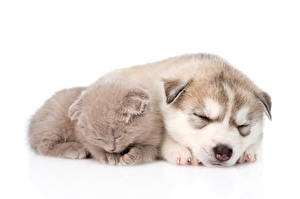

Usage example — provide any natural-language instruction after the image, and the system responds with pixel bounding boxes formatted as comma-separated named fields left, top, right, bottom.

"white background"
left=0, top=0, right=299, bottom=199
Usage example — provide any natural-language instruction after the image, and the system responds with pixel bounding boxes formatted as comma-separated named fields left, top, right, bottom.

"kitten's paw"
left=165, top=145, right=193, bottom=166
left=119, top=147, right=142, bottom=166
left=63, top=143, right=88, bottom=159
left=237, top=145, right=259, bottom=164
left=105, top=153, right=121, bottom=165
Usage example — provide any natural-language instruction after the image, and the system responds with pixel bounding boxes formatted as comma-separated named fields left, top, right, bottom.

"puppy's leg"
left=238, top=141, right=261, bottom=164
left=160, top=134, right=193, bottom=165
left=36, top=139, right=88, bottom=159
left=119, top=145, right=157, bottom=166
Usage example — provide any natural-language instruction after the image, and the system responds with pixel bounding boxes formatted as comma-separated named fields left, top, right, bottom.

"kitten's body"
left=28, top=80, right=163, bottom=165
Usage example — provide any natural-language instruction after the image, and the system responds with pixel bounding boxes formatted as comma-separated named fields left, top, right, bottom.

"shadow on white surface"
left=29, top=153, right=263, bottom=199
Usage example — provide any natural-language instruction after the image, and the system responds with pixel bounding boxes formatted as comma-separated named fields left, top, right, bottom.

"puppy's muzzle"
left=213, top=145, right=233, bottom=162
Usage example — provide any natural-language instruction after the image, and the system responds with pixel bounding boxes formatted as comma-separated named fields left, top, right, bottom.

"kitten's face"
left=69, top=82, right=149, bottom=153
left=78, top=115, right=139, bottom=153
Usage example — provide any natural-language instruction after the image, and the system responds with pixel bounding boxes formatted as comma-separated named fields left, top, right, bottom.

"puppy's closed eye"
left=190, top=113, right=210, bottom=129
left=238, top=124, right=249, bottom=128
left=193, top=113, right=210, bottom=121
left=238, top=124, right=250, bottom=137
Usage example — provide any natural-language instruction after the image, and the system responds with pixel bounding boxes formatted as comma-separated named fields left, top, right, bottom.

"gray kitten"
left=28, top=80, right=163, bottom=165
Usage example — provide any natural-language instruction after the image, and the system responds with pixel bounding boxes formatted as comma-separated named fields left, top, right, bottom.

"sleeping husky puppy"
left=96, top=54, right=271, bottom=167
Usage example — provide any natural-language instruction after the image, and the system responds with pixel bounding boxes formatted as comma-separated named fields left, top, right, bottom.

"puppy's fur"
left=28, top=80, right=163, bottom=165
left=97, top=54, right=271, bottom=167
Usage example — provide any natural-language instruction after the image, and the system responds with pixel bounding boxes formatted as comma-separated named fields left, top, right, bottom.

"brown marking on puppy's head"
left=162, top=73, right=229, bottom=121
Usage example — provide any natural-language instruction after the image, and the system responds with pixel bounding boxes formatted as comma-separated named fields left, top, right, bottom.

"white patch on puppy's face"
left=235, top=106, right=250, bottom=126
left=203, top=98, right=222, bottom=120
left=222, top=85, right=234, bottom=124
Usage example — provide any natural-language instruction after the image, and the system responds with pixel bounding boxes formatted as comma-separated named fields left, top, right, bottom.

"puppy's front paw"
left=238, top=145, right=259, bottom=164
left=165, top=145, right=193, bottom=166
left=119, top=147, right=142, bottom=166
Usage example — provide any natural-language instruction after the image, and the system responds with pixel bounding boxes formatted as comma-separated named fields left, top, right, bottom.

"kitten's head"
left=68, top=81, right=150, bottom=153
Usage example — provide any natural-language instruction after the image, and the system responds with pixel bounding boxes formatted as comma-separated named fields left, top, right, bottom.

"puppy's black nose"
left=213, top=145, right=233, bottom=162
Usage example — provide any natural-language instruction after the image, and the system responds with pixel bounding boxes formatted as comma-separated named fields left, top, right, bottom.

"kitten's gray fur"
left=28, top=80, right=163, bottom=165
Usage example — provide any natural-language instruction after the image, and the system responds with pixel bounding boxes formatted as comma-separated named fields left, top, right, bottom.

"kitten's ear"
left=68, top=91, right=86, bottom=121
left=162, top=78, right=192, bottom=104
left=255, top=91, right=272, bottom=120
left=119, top=88, right=150, bottom=123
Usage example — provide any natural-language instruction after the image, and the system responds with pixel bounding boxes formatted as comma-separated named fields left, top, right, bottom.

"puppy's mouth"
left=210, top=161, right=228, bottom=167
left=196, top=147, right=238, bottom=167
left=199, top=161, right=230, bottom=167
left=196, top=148, right=223, bottom=167
left=198, top=158, right=231, bottom=167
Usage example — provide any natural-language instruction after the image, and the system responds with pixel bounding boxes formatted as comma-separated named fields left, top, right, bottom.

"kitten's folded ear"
left=118, top=88, right=150, bottom=123
left=68, top=91, right=86, bottom=121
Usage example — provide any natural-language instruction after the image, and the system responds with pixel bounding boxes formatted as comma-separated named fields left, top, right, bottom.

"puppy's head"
left=161, top=64, right=271, bottom=167
left=68, top=81, right=150, bottom=153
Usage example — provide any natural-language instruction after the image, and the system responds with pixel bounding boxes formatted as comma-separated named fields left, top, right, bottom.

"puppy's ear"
left=163, top=78, right=192, bottom=104
left=255, top=91, right=272, bottom=120
left=68, top=91, right=86, bottom=121
left=119, top=88, right=150, bottom=123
